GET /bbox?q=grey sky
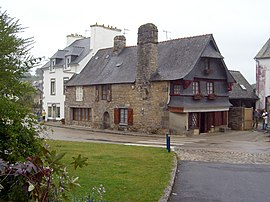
[2,0,270,83]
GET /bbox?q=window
[120,108,128,124]
[72,108,92,121]
[50,79,56,95]
[48,107,52,117]
[63,77,69,94]
[206,82,214,94]
[56,107,60,118]
[189,113,199,129]
[76,86,83,101]
[50,59,55,72]
[65,56,71,69]
[114,108,133,125]
[101,84,112,101]
[101,85,107,100]
[173,84,181,95]
[192,81,199,94]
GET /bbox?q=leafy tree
[0,10,88,201]
[0,9,42,163]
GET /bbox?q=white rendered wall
[256,58,270,109]
[43,24,122,121]
[90,25,121,55]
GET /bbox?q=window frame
[50,78,56,95]
[173,84,181,95]
[64,56,71,70]
[119,108,128,125]
[206,81,214,95]
[75,86,83,101]
[101,85,107,100]
[72,108,92,121]
[63,77,69,94]
[192,81,200,95]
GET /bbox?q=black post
[166,133,170,153]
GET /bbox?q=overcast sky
[2,0,270,83]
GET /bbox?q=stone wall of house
[65,81,169,134]
[228,107,243,130]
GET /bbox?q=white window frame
[206,82,214,95]
[50,79,56,95]
[50,59,56,72]
[65,56,71,70]
[120,108,128,125]
[76,86,83,101]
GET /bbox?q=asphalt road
[169,161,270,202]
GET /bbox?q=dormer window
[50,59,56,72]
[64,56,71,70]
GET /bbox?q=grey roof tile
[67,34,228,86]
[229,70,259,100]
[255,38,270,59]
[42,37,90,68]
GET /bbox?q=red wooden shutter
[128,108,133,125]
[114,108,119,124]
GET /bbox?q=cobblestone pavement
[174,130,270,165]
[174,148,270,165]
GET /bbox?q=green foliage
[0,9,42,163]
[0,9,89,202]
[0,146,88,201]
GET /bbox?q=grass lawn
[47,140,174,202]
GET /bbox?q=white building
[255,38,270,110]
[42,24,121,121]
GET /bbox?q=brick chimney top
[137,23,158,45]
[113,35,126,54]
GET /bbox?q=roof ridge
[159,34,212,44]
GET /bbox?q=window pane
[120,108,128,124]
[193,82,199,94]
[173,84,181,94]
[48,107,52,117]
[102,85,107,100]
[51,79,55,95]
[56,107,60,118]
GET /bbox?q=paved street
[169,161,270,202]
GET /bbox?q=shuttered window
[114,108,133,125]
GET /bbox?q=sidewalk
[44,121,166,138]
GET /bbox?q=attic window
[105,55,110,59]
[240,84,246,90]
[95,56,99,60]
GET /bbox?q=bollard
[166,133,170,153]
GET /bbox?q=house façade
[65,23,235,135]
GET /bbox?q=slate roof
[229,70,259,100]
[255,38,270,59]
[67,34,229,86]
[42,37,90,69]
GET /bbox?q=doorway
[103,112,110,129]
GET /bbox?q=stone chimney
[136,23,158,87]
[113,35,126,54]
[66,33,84,46]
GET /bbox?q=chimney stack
[136,23,158,87]
[113,35,126,54]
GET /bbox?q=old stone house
[228,70,259,130]
[65,23,234,135]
